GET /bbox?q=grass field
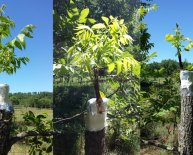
[13,106,53,122]
[8,106,53,155]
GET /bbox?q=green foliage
[139,3,158,20]
[0,4,35,74]
[10,96,20,105]
[140,28,155,59]
[22,111,53,155]
[53,0,95,63]
[100,74,140,154]
[165,24,193,69]
[135,2,157,61]
[54,1,143,153]
[140,76,180,127]
[9,92,53,108]
[65,15,140,81]
[53,85,92,154]
[53,1,160,153]
[165,24,193,52]
[54,0,154,63]
[141,59,193,78]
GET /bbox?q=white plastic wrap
[85,98,108,131]
[180,70,193,96]
[0,84,13,112]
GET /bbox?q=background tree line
[142,59,193,78]
[9,92,53,108]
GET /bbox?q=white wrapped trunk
[0,84,13,113]
[85,98,108,132]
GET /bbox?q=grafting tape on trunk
[85,98,108,132]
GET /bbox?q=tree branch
[10,130,54,146]
[107,86,121,98]
[8,111,86,150]
[141,139,179,153]
[53,110,86,124]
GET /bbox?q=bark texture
[0,110,12,155]
[85,128,105,155]
[178,51,183,70]
[179,86,193,154]
[94,67,104,113]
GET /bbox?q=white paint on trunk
[0,84,13,112]
[180,70,193,96]
[179,70,193,154]
[85,98,108,132]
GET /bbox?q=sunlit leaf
[116,60,122,75]
[119,19,124,24]
[101,16,109,25]
[91,23,106,29]
[99,91,106,98]
[67,10,73,18]
[88,18,96,24]
[79,8,89,20]
[108,63,115,73]
[17,34,26,49]
[123,34,133,44]
[165,34,174,42]
[14,40,22,50]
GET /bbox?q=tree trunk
[0,84,13,155]
[85,128,105,155]
[93,67,104,113]
[178,51,183,70]
[84,67,106,155]
[179,71,193,155]
[85,98,108,155]
[0,111,12,155]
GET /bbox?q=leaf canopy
[66,15,140,79]
[0,5,35,74]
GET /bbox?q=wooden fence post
[179,71,193,155]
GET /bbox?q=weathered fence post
[0,84,13,155]
[179,71,193,155]
[85,98,108,155]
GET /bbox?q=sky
[144,0,193,63]
[0,0,53,93]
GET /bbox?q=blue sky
[0,0,52,93]
[144,0,193,63]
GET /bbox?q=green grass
[8,143,29,155]
[13,106,53,122]
[9,143,52,155]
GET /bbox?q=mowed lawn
[9,106,53,155]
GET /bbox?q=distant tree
[10,96,20,105]
[160,59,178,76]
[39,98,52,108]
[142,59,190,78]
